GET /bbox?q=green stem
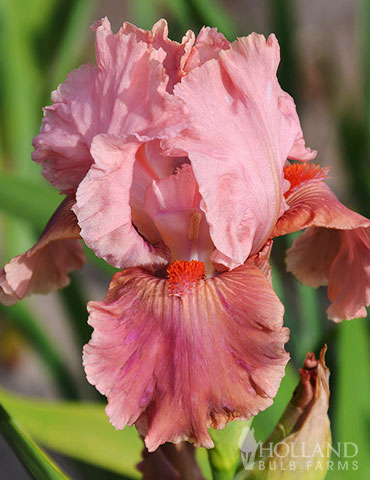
[208,418,254,480]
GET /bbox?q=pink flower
[1,18,369,450]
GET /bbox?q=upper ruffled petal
[120,19,195,91]
[32,17,187,192]
[0,196,85,305]
[181,26,230,74]
[74,134,170,270]
[165,33,315,269]
[119,21,230,89]
[83,259,289,451]
[130,142,174,245]
[273,164,370,321]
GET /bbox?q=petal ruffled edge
[32,17,189,192]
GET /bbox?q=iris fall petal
[274,164,370,321]
[0,196,85,305]
[83,259,289,451]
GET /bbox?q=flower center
[167,260,206,297]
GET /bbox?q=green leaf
[327,319,370,479]
[0,0,42,175]
[0,400,69,480]
[295,283,321,364]
[0,388,142,478]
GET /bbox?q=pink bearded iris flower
[1,18,370,451]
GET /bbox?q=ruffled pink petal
[74,134,170,269]
[144,164,214,268]
[287,227,370,322]
[272,166,370,321]
[182,26,230,74]
[83,259,289,451]
[32,17,187,192]
[120,19,195,91]
[165,33,315,269]
[0,196,85,305]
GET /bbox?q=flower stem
[208,418,254,480]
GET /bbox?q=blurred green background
[0,0,369,479]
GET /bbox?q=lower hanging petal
[83,260,289,451]
[272,164,370,321]
[0,196,85,305]
[287,226,370,322]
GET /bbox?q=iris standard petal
[32,17,187,192]
[74,134,170,270]
[144,164,214,268]
[165,33,315,269]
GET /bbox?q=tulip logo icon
[239,427,260,470]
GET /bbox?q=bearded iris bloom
[0,19,369,451]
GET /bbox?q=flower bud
[240,346,331,479]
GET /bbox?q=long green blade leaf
[327,319,370,479]
[0,401,69,480]
[0,389,142,478]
